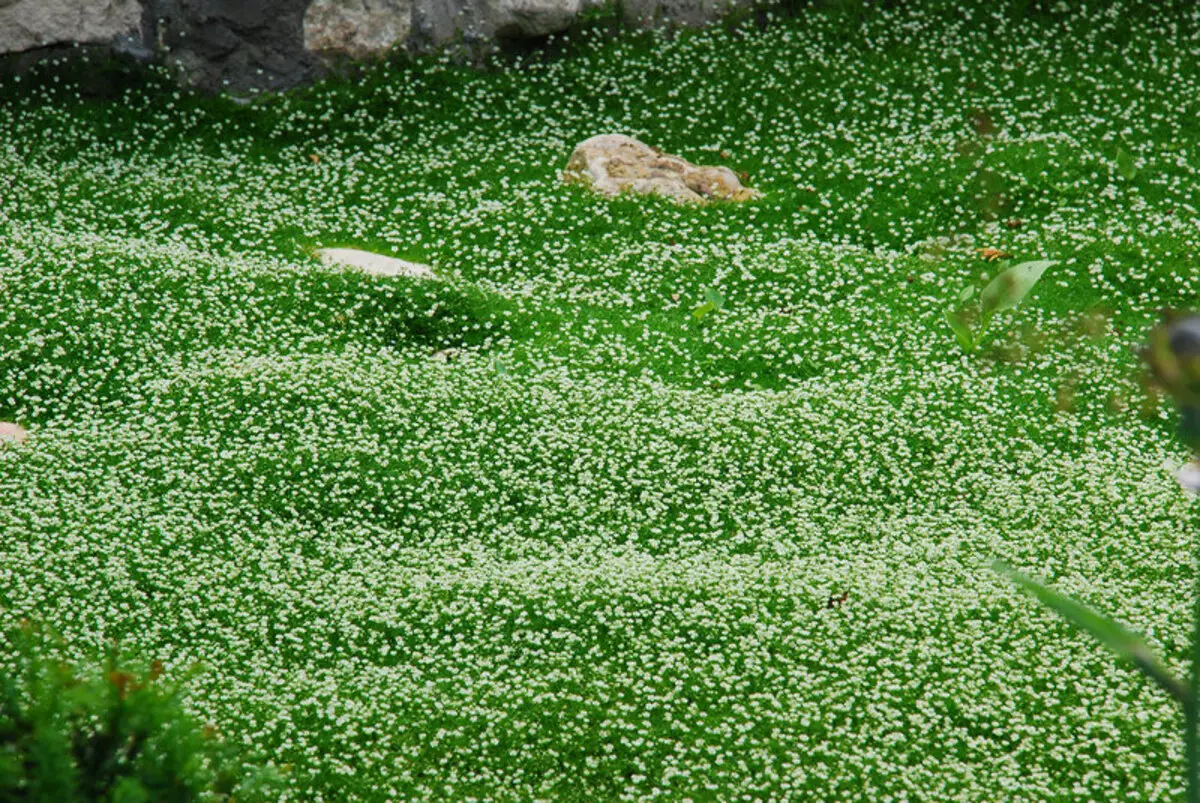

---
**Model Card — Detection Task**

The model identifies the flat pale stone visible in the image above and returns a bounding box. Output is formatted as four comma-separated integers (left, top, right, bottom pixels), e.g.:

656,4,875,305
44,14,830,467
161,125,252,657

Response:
0,422,28,444
315,248,434,279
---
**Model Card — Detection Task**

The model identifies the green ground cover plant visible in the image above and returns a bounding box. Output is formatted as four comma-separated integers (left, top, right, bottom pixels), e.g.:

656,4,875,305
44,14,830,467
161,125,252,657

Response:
2,0,1200,799
994,314,1200,800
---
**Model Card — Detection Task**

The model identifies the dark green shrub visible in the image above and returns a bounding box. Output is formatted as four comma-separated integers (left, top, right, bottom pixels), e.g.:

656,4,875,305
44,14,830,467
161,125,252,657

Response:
0,623,284,802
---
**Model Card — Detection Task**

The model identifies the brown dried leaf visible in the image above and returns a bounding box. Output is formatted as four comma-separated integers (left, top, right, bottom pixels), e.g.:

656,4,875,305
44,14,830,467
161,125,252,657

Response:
977,247,1012,262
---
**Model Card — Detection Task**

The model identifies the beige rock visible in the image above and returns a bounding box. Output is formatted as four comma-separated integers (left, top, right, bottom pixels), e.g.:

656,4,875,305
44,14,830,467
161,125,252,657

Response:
303,0,413,59
0,0,141,54
315,248,434,279
0,422,28,444
563,134,762,204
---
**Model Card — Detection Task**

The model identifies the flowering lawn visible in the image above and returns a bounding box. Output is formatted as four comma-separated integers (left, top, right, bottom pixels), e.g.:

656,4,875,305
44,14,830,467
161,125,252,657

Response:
3,1,1200,799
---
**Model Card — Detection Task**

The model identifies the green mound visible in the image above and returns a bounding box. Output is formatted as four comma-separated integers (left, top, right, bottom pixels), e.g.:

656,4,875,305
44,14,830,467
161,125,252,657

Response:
2,1,1200,799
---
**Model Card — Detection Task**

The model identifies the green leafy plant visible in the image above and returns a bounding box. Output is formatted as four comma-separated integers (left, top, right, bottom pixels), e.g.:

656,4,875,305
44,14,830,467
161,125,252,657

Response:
692,288,726,322
995,312,1200,801
944,260,1056,352
1116,142,1139,181
0,623,285,803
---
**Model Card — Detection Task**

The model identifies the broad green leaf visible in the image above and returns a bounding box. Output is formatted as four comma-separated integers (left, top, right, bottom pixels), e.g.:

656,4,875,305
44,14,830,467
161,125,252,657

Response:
704,288,726,311
1116,145,1138,180
491,356,509,376
979,260,1056,327
995,561,1189,704
958,285,975,304
693,301,716,321
944,308,975,352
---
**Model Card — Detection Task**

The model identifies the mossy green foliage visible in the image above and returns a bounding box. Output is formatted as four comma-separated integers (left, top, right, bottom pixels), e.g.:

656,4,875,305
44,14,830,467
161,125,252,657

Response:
2,0,1200,799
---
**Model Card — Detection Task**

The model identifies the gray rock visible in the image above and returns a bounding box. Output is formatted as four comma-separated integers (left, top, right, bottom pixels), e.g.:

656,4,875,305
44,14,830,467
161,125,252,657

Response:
148,0,319,93
0,0,764,92
410,0,578,47
492,0,581,37
111,32,154,61
0,0,141,53
1167,315,1200,358
304,0,412,59
620,0,737,27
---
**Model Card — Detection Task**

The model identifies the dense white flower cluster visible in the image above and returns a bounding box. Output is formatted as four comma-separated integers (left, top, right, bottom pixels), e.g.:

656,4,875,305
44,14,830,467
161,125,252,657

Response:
2,1,1200,799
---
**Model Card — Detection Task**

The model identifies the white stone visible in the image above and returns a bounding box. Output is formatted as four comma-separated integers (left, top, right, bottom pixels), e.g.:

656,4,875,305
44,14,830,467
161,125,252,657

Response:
0,0,141,54
315,248,434,279
0,422,28,444
1176,461,1200,496
303,0,413,59
563,134,762,204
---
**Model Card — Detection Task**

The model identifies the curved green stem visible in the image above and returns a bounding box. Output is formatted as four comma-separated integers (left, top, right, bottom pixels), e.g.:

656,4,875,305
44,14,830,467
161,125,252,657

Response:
1187,700,1198,803
1189,563,1200,803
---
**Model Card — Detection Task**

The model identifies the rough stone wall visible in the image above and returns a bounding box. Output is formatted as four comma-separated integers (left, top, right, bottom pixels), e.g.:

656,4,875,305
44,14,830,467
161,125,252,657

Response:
145,0,319,92
0,0,758,92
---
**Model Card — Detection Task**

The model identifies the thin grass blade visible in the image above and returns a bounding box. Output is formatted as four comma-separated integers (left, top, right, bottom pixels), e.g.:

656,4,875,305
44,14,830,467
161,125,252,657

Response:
995,561,1189,705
